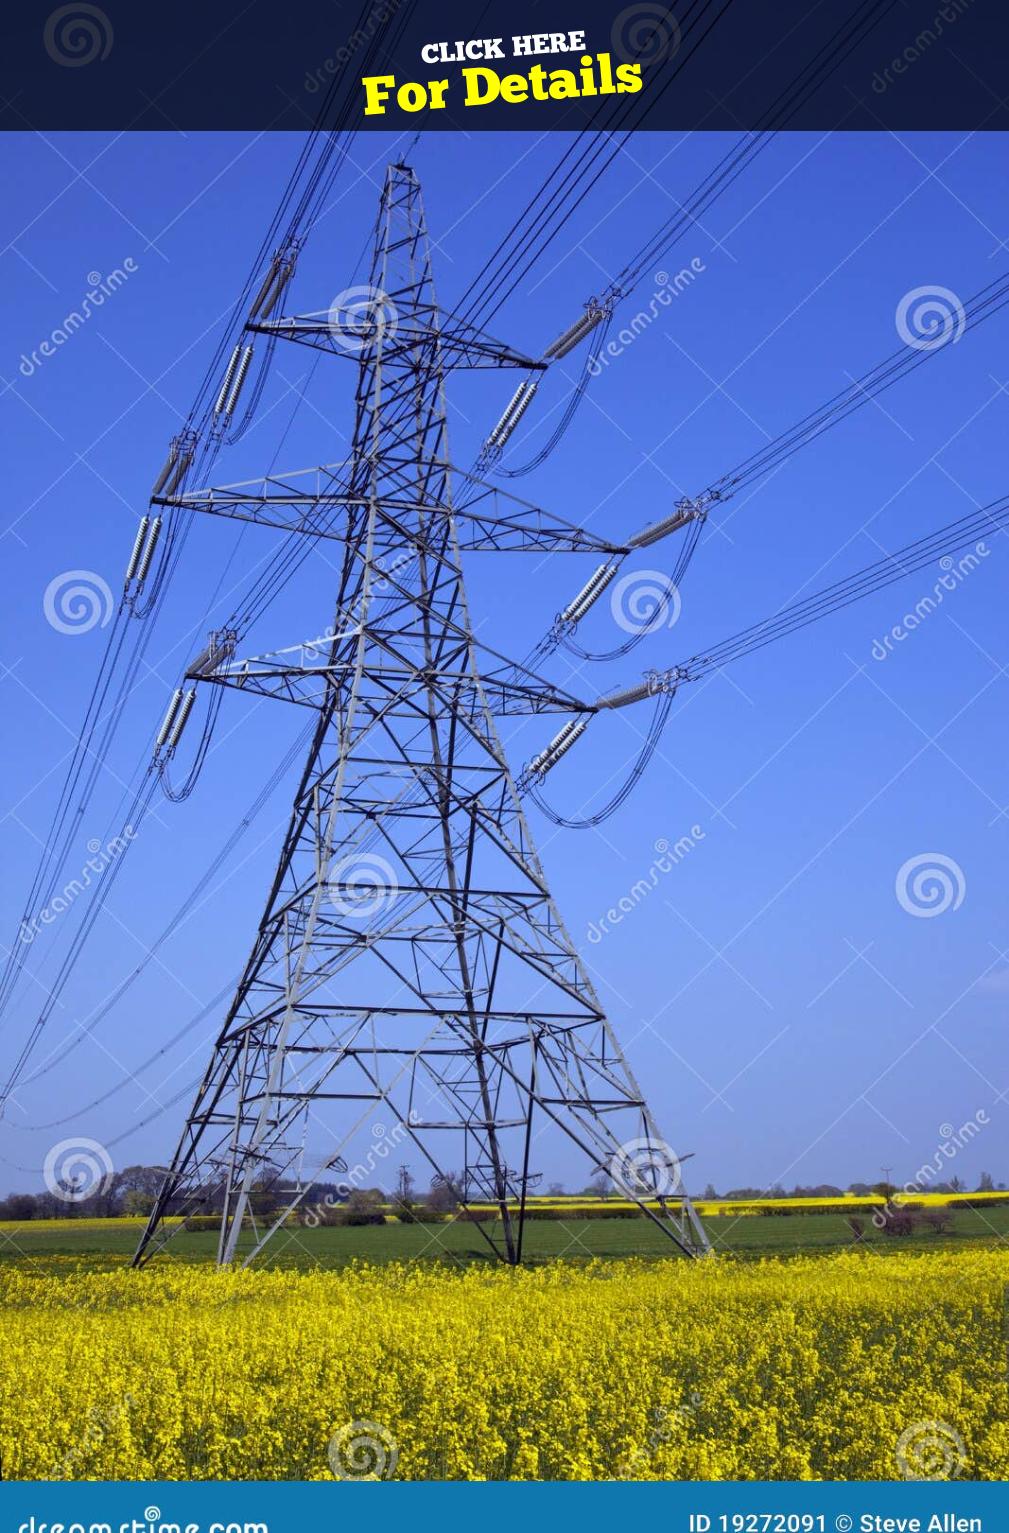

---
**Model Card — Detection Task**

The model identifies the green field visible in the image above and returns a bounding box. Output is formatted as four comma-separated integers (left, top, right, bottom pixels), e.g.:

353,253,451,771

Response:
2,1203,1008,1270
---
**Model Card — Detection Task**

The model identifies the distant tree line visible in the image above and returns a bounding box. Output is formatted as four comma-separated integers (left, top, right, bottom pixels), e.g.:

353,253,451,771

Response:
701,1174,1003,1199
0,1163,1003,1221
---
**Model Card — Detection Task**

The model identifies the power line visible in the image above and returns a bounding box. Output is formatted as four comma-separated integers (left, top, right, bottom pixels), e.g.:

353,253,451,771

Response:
529,495,1007,826
0,8,417,1029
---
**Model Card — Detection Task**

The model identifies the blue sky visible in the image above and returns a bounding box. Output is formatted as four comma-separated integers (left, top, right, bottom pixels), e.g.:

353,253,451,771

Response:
1,128,1007,1199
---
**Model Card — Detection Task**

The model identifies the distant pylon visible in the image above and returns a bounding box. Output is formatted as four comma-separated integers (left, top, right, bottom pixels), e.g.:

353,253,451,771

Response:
133,164,710,1267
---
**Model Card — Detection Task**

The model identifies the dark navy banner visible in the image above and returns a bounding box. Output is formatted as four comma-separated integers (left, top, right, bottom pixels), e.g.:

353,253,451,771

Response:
0,0,1005,131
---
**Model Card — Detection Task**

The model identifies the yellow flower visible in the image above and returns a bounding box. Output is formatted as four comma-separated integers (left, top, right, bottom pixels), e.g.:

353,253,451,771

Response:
0,1250,1004,1480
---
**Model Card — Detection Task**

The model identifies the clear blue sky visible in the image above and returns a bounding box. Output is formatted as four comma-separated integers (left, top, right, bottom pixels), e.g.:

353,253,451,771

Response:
1,128,1006,1198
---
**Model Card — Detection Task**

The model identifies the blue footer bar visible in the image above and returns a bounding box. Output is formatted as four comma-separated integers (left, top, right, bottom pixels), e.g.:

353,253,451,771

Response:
0,1482,1006,1530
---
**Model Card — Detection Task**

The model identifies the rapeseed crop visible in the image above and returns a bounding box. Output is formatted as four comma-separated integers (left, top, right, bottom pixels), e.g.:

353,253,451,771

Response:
2,1250,1006,1480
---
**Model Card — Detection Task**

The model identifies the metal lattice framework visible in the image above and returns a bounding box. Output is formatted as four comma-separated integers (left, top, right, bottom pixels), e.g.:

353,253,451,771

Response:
133,163,710,1268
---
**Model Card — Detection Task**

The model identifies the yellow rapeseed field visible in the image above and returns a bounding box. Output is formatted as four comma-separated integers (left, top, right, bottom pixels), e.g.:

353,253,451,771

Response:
2,1249,1007,1481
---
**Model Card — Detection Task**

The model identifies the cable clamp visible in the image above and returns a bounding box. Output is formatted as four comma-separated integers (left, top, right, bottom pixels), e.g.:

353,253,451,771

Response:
645,666,688,697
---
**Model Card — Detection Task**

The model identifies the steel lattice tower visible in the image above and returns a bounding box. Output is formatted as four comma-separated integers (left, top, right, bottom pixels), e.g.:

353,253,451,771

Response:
133,164,710,1267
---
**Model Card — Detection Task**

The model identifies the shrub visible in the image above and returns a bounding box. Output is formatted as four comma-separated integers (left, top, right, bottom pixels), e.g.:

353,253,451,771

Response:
881,1207,917,1237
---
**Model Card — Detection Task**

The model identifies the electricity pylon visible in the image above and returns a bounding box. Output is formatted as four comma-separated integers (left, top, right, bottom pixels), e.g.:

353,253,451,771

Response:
133,163,710,1267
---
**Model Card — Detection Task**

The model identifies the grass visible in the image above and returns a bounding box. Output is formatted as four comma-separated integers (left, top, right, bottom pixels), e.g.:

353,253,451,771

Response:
1,1203,1008,1271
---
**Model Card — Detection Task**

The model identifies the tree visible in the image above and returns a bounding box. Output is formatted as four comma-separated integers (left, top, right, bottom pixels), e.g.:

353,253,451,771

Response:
249,1170,282,1216
881,1206,917,1237
110,1166,166,1216
977,1171,995,1192
0,1193,37,1221
427,1172,463,1214
580,1175,609,1199
949,1175,965,1193
702,1183,718,1201
546,1182,566,1196
58,1172,89,1216
121,1189,155,1216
